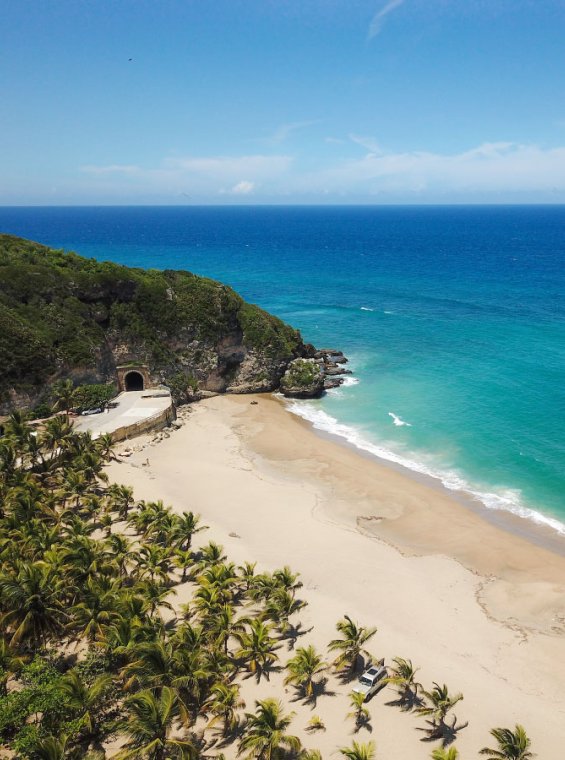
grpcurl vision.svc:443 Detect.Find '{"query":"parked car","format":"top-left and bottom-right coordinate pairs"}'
top-left (352, 660), bottom-right (387, 701)
top-left (81, 407), bottom-right (103, 416)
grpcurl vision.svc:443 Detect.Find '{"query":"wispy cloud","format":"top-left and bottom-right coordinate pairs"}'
top-left (349, 133), bottom-right (383, 153)
top-left (260, 120), bottom-right (318, 144)
top-left (165, 154), bottom-right (292, 179)
top-left (310, 141), bottom-right (565, 196)
top-left (81, 164), bottom-right (140, 175)
top-left (368, 0), bottom-right (404, 40)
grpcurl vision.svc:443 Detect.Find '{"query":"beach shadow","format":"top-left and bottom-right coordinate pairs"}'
top-left (385, 690), bottom-right (424, 711)
top-left (211, 718), bottom-right (247, 749)
top-left (282, 622), bottom-right (313, 650)
top-left (352, 715), bottom-right (373, 734)
top-left (418, 717), bottom-right (469, 747)
top-left (289, 677), bottom-right (336, 708)
top-left (242, 661), bottom-right (283, 684)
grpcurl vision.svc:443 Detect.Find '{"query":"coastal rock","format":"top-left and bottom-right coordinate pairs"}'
top-left (280, 358), bottom-right (325, 399)
top-left (324, 366), bottom-right (352, 376)
top-left (323, 377), bottom-right (343, 389)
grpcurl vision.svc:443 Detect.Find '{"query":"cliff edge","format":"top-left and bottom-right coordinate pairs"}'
top-left (0, 234), bottom-right (313, 413)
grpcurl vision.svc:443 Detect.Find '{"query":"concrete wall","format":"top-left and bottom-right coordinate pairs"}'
top-left (110, 400), bottom-right (176, 443)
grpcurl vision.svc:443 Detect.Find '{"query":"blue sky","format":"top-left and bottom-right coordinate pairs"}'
top-left (2, 0), bottom-right (565, 204)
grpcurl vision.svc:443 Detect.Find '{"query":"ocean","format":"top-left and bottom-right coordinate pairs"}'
top-left (1, 205), bottom-right (565, 534)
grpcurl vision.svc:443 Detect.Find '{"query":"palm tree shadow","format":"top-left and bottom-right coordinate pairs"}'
top-left (282, 622), bottom-right (313, 651)
top-left (353, 715), bottom-right (373, 734)
top-left (335, 653), bottom-right (370, 685)
top-left (214, 718), bottom-right (247, 748)
top-left (418, 716), bottom-right (469, 747)
top-left (289, 677), bottom-right (336, 707)
top-left (242, 661), bottom-right (283, 684)
top-left (385, 691), bottom-right (424, 711)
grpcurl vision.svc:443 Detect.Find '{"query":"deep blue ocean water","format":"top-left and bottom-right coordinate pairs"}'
top-left (1, 205), bottom-right (565, 532)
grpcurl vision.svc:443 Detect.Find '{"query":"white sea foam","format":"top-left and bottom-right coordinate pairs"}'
top-left (388, 412), bottom-right (411, 427)
top-left (283, 401), bottom-right (565, 536)
top-left (341, 376), bottom-right (360, 387)
top-left (360, 306), bottom-right (374, 312)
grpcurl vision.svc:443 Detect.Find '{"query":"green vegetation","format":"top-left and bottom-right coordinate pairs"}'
top-left (480, 725), bottom-right (533, 759)
top-left (73, 384), bottom-right (116, 414)
top-left (279, 359), bottom-right (321, 391)
top-left (0, 414), bottom-right (535, 758)
top-left (0, 234), bottom-right (304, 409)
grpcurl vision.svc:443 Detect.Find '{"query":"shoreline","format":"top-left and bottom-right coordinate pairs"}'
top-left (280, 394), bottom-right (565, 559)
top-left (107, 393), bottom-right (565, 758)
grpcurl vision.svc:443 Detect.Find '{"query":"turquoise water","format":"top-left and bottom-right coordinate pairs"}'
top-left (1, 205), bottom-right (565, 532)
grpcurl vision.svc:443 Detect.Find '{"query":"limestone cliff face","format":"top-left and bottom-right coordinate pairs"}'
top-left (0, 235), bottom-right (312, 413)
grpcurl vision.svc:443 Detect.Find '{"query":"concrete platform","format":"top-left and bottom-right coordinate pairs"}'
top-left (73, 390), bottom-right (174, 440)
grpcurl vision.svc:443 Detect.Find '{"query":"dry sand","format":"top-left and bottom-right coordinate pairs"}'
top-left (107, 394), bottom-right (565, 759)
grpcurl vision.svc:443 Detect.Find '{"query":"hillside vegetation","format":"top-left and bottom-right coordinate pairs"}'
top-left (0, 235), bottom-right (307, 412)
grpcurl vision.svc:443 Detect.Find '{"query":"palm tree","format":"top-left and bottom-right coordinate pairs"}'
top-left (173, 511), bottom-right (207, 550)
top-left (27, 733), bottom-right (70, 760)
top-left (273, 566), bottom-right (303, 598)
top-left (173, 548), bottom-right (194, 582)
top-left (52, 379), bottom-right (78, 418)
top-left (0, 637), bottom-right (26, 695)
top-left (385, 657), bottom-right (421, 707)
top-left (234, 619), bottom-right (280, 680)
top-left (347, 691), bottom-right (371, 731)
top-left (238, 561), bottom-right (256, 591)
top-left (60, 669), bottom-right (113, 736)
top-left (205, 603), bottom-right (247, 655)
top-left (117, 686), bottom-right (198, 759)
top-left (205, 681), bottom-right (245, 736)
top-left (239, 698), bottom-right (301, 759)
top-left (416, 682), bottom-right (464, 740)
top-left (0, 561), bottom-right (68, 647)
top-left (195, 541), bottom-right (226, 569)
top-left (106, 483), bottom-right (135, 520)
top-left (328, 615), bottom-right (377, 673)
top-left (339, 740), bottom-right (376, 760)
top-left (263, 588), bottom-right (306, 635)
top-left (432, 748), bottom-right (460, 760)
top-left (479, 725), bottom-right (534, 759)
top-left (284, 645), bottom-right (326, 698)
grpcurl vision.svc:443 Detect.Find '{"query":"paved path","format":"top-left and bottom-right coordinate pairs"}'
top-left (73, 390), bottom-right (172, 438)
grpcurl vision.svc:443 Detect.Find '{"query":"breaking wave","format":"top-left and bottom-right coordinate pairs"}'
top-left (283, 401), bottom-right (565, 536)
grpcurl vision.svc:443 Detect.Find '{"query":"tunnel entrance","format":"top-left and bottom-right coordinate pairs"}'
top-left (124, 371), bottom-right (144, 391)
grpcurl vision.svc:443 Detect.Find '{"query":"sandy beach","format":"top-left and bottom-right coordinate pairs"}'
top-left (107, 394), bottom-right (565, 759)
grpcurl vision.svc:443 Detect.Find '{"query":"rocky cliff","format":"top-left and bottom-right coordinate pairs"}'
top-left (0, 235), bottom-right (315, 413)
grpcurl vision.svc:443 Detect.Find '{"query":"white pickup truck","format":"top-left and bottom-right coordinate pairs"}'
top-left (352, 660), bottom-right (388, 701)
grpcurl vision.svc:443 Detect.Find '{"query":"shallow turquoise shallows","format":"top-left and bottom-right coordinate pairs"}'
top-left (2, 205), bottom-right (564, 532)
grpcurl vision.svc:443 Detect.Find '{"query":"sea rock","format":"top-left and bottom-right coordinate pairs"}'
top-left (323, 377), bottom-right (343, 389)
top-left (280, 358), bottom-right (325, 399)
top-left (324, 366), bottom-right (352, 376)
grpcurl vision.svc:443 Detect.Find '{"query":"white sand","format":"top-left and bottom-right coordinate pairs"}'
top-left (107, 395), bottom-right (565, 759)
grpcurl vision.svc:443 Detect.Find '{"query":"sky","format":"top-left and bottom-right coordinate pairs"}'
top-left (2, 0), bottom-right (565, 205)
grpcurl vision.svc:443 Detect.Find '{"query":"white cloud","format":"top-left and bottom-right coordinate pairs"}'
top-left (228, 180), bottom-right (255, 195)
top-left (368, 0), bottom-right (405, 40)
top-left (75, 142), bottom-right (565, 201)
top-left (310, 141), bottom-right (565, 196)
